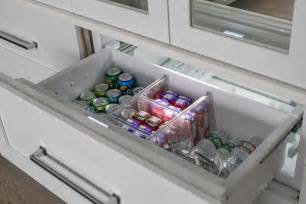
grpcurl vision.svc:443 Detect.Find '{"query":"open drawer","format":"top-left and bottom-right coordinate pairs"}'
top-left (0, 49), bottom-right (303, 204)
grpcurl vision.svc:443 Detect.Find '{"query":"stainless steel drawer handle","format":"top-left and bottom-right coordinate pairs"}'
top-left (30, 147), bottom-right (120, 204)
top-left (0, 30), bottom-right (37, 50)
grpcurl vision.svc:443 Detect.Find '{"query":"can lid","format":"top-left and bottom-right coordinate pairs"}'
top-left (107, 89), bottom-right (121, 97)
top-left (107, 67), bottom-right (122, 76)
top-left (119, 73), bottom-right (133, 81)
top-left (95, 83), bottom-right (109, 91)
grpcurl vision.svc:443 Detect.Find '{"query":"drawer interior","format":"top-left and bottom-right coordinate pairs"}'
top-left (37, 49), bottom-right (301, 202)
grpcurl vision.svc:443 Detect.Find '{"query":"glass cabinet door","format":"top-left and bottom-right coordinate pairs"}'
top-left (168, 0), bottom-right (306, 90)
top-left (71, 0), bottom-right (169, 42)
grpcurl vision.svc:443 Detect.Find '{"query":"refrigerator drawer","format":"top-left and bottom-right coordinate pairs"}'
top-left (0, 49), bottom-right (302, 204)
top-left (0, 0), bottom-right (80, 70)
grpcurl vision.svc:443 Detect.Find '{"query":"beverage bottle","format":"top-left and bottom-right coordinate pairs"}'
top-left (190, 139), bottom-right (220, 174)
top-left (219, 136), bottom-right (262, 177)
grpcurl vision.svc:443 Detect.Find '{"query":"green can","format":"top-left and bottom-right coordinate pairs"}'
top-left (105, 67), bottom-right (122, 89)
top-left (92, 97), bottom-right (109, 113)
top-left (105, 104), bottom-right (120, 114)
top-left (79, 91), bottom-right (96, 104)
top-left (94, 83), bottom-right (109, 97)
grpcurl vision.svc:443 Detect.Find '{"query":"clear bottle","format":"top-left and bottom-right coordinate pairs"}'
top-left (190, 139), bottom-right (220, 174)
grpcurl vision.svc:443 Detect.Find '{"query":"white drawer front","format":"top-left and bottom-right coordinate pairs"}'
top-left (71, 0), bottom-right (169, 43)
top-left (0, 78), bottom-right (211, 204)
top-left (0, 0), bottom-right (80, 70)
top-left (34, 0), bottom-right (72, 10)
top-left (0, 46), bottom-right (55, 83)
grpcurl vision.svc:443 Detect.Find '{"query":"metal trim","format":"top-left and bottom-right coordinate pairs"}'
top-left (30, 147), bottom-right (120, 204)
top-left (0, 30), bottom-right (37, 50)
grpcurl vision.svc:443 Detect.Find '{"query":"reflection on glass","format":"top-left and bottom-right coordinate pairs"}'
top-left (108, 0), bottom-right (148, 11)
top-left (191, 0), bottom-right (294, 52)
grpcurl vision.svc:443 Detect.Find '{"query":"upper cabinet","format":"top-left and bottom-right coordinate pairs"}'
top-left (168, 0), bottom-right (306, 89)
top-left (71, 0), bottom-right (170, 43)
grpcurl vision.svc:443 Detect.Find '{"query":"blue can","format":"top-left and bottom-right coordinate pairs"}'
top-left (117, 73), bottom-right (136, 95)
top-left (106, 89), bottom-right (121, 104)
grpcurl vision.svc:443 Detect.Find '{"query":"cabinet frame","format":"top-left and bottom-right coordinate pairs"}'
top-left (71, 0), bottom-right (170, 43)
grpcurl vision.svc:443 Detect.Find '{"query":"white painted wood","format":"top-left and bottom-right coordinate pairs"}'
top-left (0, 46), bottom-right (55, 83)
top-left (34, 0), bottom-right (72, 10)
top-left (70, 0), bottom-right (169, 43)
top-left (0, 0), bottom-right (80, 71)
top-left (168, 0), bottom-right (306, 89)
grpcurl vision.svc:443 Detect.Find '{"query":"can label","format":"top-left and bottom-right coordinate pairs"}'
top-left (94, 83), bottom-right (109, 97)
top-left (240, 141), bottom-right (256, 154)
top-left (107, 89), bottom-right (121, 104)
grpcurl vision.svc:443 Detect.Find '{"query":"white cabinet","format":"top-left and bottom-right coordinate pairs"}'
top-left (168, 0), bottom-right (306, 90)
top-left (0, 49), bottom-right (302, 204)
top-left (0, 47), bottom-right (55, 83)
top-left (71, 0), bottom-right (169, 43)
top-left (0, 0), bottom-right (80, 71)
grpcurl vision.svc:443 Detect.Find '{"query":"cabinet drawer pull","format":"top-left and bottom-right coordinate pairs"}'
top-left (0, 30), bottom-right (37, 50)
top-left (30, 147), bottom-right (120, 204)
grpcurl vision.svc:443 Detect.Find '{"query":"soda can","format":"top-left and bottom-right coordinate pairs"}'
top-left (120, 107), bottom-right (137, 119)
top-left (106, 89), bottom-right (121, 104)
top-left (79, 91), bottom-right (96, 104)
top-left (105, 104), bottom-right (120, 114)
top-left (118, 73), bottom-right (136, 95)
top-left (138, 124), bottom-right (153, 135)
top-left (174, 96), bottom-right (192, 109)
top-left (105, 67), bottom-right (122, 88)
top-left (132, 87), bottom-right (144, 96)
top-left (119, 95), bottom-right (133, 104)
top-left (94, 83), bottom-right (109, 97)
top-left (146, 116), bottom-right (162, 130)
top-left (152, 132), bottom-right (168, 146)
top-left (126, 118), bottom-right (142, 129)
top-left (92, 97), bottom-right (109, 113)
top-left (162, 91), bottom-right (179, 103)
top-left (133, 111), bottom-right (151, 122)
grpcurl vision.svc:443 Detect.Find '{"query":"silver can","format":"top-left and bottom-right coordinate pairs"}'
top-left (119, 95), bottom-right (133, 104)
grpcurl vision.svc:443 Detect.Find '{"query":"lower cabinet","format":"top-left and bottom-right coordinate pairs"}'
top-left (0, 49), bottom-right (303, 204)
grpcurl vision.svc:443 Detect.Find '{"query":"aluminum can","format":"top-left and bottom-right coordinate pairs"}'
top-left (105, 104), bottom-right (120, 114)
top-left (94, 83), bottom-right (109, 97)
top-left (105, 67), bottom-right (122, 88)
top-left (119, 95), bottom-right (133, 104)
top-left (118, 73), bottom-right (136, 95)
top-left (106, 89), bottom-right (121, 104)
top-left (79, 91), bottom-right (96, 104)
top-left (92, 97), bottom-right (109, 113)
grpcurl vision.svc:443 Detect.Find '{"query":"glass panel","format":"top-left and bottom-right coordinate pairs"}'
top-left (107, 0), bottom-right (148, 11)
top-left (191, 0), bottom-right (294, 52)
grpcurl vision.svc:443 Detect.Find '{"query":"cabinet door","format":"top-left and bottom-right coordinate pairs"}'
top-left (168, 0), bottom-right (306, 90)
top-left (0, 0), bottom-right (80, 71)
top-left (71, 0), bottom-right (169, 43)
